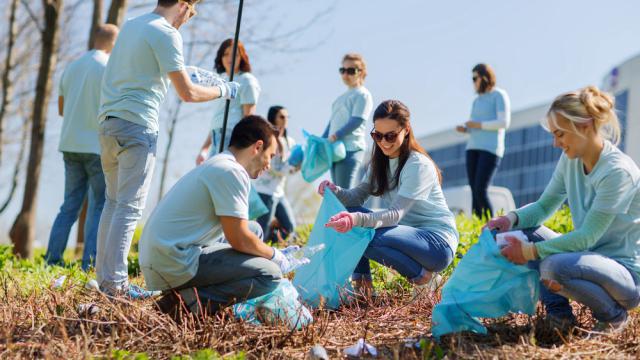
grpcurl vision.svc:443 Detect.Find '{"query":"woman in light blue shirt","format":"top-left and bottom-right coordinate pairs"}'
top-left (319, 100), bottom-right (458, 296)
top-left (456, 63), bottom-right (511, 218)
top-left (196, 39), bottom-right (261, 164)
top-left (487, 86), bottom-right (640, 333)
top-left (322, 53), bottom-right (373, 189)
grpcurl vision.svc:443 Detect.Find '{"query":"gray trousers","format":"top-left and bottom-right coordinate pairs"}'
top-left (176, 221), bottom-right (282, 313)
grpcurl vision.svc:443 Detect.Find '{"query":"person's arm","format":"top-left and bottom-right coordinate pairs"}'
top-left (513, 157), bottom-right (568, 229)
top-left (352, 195), bottom-right (416, 228)
top-left (196, 133), bottom-right (212, 165)
top-left (242, 104), bottom-right (256, 116)
top-left (169, 70), bottom-right (222, 103)
top-left (334, 116), bottom-right (365, 139)
top-left (322, 124), bottom-right (330, 138)
top-left (220, 216), bottom-right (275, 258)
top-left (333, 181), bottom-right (371, 207)
top-left (58, 96), bottom-right (64, 116)
top-left (480, 91), bottom-right (511, 130)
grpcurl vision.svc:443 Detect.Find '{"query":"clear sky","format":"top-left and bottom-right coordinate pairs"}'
top-left (2, 0), bottom-right (640, 246)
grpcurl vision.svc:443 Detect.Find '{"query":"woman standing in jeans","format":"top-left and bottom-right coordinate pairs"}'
top-left (322, 53), bottom-right (373, 189)
top-left (196, 39), bottom-right (260, 163)
top-left (254, 106), bottom-right (297, 241)
top-left (456, 63), bottom-right (511, 218)
top-left (318, 100), bottom-right (458, 294)
top-left (488, 86), bottom-right (640, 333)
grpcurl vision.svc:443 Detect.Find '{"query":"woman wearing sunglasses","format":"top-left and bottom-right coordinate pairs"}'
top-left (253, 105), bottom-right (298, 242)
top-left (196, 39), bottom-right (260, 163)
top-left (456, 63), bottom-right (511, 218)
top-left (322, 53), bottom-right (373, 189)
top-left (488, 86), bottom-right (640, 333)
top-left (318, 100), bottom-right (458, 294)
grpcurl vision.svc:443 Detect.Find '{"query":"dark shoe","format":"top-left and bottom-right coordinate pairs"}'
top-left (544, 313), bottom-right (577, 332)
top-left (155, 291), bottom-right (185, 322)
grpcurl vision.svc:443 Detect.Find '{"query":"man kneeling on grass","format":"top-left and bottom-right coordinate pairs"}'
top-left (139, 116), bottom-right (300, 318)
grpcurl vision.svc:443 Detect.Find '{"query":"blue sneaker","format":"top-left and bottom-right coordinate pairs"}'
top-left (126, 284), bottom-right (161, 300)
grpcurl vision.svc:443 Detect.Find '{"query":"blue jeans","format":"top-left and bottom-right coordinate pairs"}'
top-left (45, 152), bottom-right (106, 271)
top-left (256, 193), bottom-right (297, 242)
top-left (466, 149), bottom-right (501, 218)
top-left (209, 128), bottom-right (232, 157)
top-left (96, 118), bottom-right (158, 291)
top-left (350, 207), bottom-right (454, 283)
top-left (331, 149), bottom-right (364, 189)
top-left (525, 226), bottom-right (640, 322)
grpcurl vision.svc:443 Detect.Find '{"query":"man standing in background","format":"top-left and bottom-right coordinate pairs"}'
top-left (96, 0), bottom-right (239, 299)
top-left (45, 24), bottom-right (119, 271)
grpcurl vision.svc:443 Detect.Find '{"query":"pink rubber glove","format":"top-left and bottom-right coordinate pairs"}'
top-left (325, 211), bottom-right (354, 233)
top-left (318, 180), bottom-right (337, 196)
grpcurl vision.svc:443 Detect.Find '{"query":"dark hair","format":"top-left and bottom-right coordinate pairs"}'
top-left (157, 0), bottom-right (198, 6)
top-left (214, 39), bottom-right (252, 74)
top-left (229, 115), bottom-right (279, 151)
top-left (472, 63), bottom-right (496, 94)
top-left (267, 105), bottom-right (288, 139)
top-left (368, 100), bottom-right (442, 197)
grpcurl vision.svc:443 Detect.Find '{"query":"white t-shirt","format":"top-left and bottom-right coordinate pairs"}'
top-left (253, 135), bottom-right (295, 198)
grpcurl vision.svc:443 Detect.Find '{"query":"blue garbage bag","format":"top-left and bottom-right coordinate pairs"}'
top-left (293, 190), bottom-right (375, 309)
top-left (431, 229), bottom-right (540, 339)
top-left (301, 131), bottom-right (333, 182)
top-left (232, 279), bottom-right (313, 330)
top-left (248, 186), bottom-right (269, 220)
top-left (288, 144), bottom-right (304, 167)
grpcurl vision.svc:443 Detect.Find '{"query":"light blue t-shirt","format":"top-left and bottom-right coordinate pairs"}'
top-left (98, 13), bottom-right (184, 132)
top-left (379, 151), bottom-right (459, 251)
top-left (210, 72), bottom-right (260, 131)
top-left (138, 151), bottom-right (250, 290)
top-left (327, 86), bottom-right (373, 152)
top-left (58, 50), bottom-right (109, 154)
top-left (466, 87), bottom-right (510, 157)
top-left (522, 141), bottom-right (640, 274)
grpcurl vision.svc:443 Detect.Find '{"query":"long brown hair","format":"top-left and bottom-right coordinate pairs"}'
top-left (214, 39), bottom-right (252, 74)
top-left (369, 100), bottom-right (442, 196)
top-left (472, 63), bottom-right (496, 94)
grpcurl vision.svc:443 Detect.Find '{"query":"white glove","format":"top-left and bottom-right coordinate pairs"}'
top-left (218, 81), bottom-right (240, 100)
top-left (271, 247), bottom-right (310, 274)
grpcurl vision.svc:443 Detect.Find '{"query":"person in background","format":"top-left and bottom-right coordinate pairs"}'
top-left (96, 0), bottom-right (238, 299)
top-left (319, 100), bottom-right (458, 295)
top-left (322, 53), bottom-right (373, 189)
top-left (456, 63), bottom-right (511, 218)
top-left (45, 24), bottom-right (119, 271)
top-left (254, 106), bottom-right (298, 242)
top-left (196, 39), bottom-right (260, 163)
top-left (488, 86), bottom-right (640, 333)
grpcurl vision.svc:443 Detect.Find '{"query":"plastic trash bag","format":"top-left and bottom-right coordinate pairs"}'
top-left (248, 186), bottom-right (269, 220)
top-left (288, 144), bottom-right (304, 167)
top-left (431, 229), bottom-right (540, 339)
top-left (331, 140), bottom-right (346, 162)
top-left (293, 190), bottom-right (375, 309)
top-left (301, 131), bottom-right (333, 183)
top-left (232, 279), bottom-right (313, 330)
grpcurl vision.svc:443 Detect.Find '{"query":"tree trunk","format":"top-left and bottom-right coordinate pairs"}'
top-left (0, 0), bottom-right (20, 168)
top-left (10, 0), bottom-right (64, 258)
top-left (106, 0), bottom-right (128, 27)
top-left (87, 0), bottom-right (103, 49)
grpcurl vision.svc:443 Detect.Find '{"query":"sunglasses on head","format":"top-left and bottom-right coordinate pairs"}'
top-left (370, 129), bottom-right (404, 143)
top-left (179, 0), bottom-right (197, 18)
top-left (339, 67), bottom-right (360, 75)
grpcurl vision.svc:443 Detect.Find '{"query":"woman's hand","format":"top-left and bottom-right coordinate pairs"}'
top-left (318, 180), bottom-right (337, 196)
top-left (325, 211), bottom-right (354, 233)
top-left (328, 134), bottom-right (338, 143)
top-left (455, 125), bottom-right (467, 133)
top-left (500, 237), bottom-right (527, 264)
top-left (464, 120), bottom-right (482, 129)
top-left (484, 215), bottom-right (513, 232)
top-left (196, 149), bottom-right (209, 165)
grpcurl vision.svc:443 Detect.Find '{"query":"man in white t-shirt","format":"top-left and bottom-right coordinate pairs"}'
top-left (45, 24), bottom-right (119, 271)
top-left (139, 116), bottom-right (304, 317)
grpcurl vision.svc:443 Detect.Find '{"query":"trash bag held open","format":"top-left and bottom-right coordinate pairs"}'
top-left (293, 190), bottom-right (374, 309)
top-left (300, 130), bottom-right (347, 183)
top-left (431, 229), bottom-right (540, 339)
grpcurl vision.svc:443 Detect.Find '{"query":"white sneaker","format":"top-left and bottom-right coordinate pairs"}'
top-left (412, 273), bottom-right (444, 298)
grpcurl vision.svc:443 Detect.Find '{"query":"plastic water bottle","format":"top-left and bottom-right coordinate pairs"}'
top-left (185, 66), bottom-right (223, 87)
top-left (292, 243), bottom-right (325, 259)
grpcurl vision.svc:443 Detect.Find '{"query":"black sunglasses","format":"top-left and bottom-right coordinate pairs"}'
top-left (370, 129), bottom-right (403, 143)
top-left (339, 67), bottom-right (360, 75)
top-left (472, 76), bottom-right (479, 82)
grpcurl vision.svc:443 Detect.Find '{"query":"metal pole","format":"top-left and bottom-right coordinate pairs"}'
top-left (219, 0), bottom-right (244, 153)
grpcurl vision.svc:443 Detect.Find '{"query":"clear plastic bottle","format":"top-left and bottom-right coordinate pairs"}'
top-left (185, 65), bottom-right (223, 87)
top-left (291, 243), bottom-right (325, 259)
